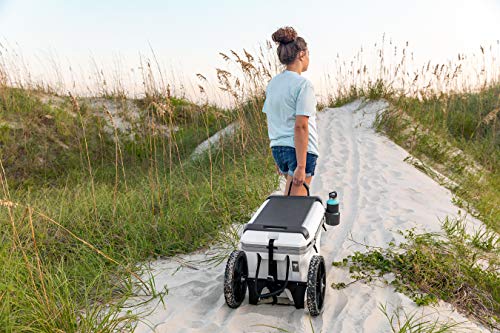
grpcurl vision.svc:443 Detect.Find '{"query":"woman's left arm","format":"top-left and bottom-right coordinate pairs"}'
top-left (294, 80), bottom-right (315, 186)
top-left (293, 115), bottom-right (309, 186)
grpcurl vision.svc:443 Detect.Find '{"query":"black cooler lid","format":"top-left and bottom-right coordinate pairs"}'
top-left (243, 195), bottom-right (322, 239)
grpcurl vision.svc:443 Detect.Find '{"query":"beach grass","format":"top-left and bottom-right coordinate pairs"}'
top-left (0, 46), bottom-right (279, 331)
top-left (333, 217), bottom-right (499, 329)
top-left (327, 39), bottom-right (499, 329)
top-left (1, 36), bottom-right (499, 331)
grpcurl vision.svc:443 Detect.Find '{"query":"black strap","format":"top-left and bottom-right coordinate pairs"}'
top-left (255, 253), bottom-right (262, 297)
top-left (253, 252), bottom-right (292, 301)
top-left (258, 256), bottom-right (291, 300)
top-left (287, 181), bottom-right (310, 196)
top-left (268, 239), bottom-right (278, 303)
top-left (268, 239), bottom-right (277, 282)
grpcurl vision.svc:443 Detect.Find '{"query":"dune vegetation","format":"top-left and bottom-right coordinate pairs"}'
top-left (0, 46), bottom-right (280, 331)
top-left (0, 37), bottom-right (498, 332)
top-left (327, 39), bottom-right (499, 329)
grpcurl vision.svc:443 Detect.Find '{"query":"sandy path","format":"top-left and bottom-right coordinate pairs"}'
top-left (132, 100), bottom-right (488, 333)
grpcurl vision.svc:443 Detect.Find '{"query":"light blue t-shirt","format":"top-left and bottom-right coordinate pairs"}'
top-left (262, 70), bottom-right (319, 156)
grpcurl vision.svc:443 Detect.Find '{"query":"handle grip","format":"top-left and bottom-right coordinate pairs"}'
top-left (287, 181), bottom-right (310, 196)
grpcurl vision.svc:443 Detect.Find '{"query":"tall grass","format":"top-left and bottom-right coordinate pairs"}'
top-left (1, 34), bottom-right (499, 331)
top-left (326, 36), bottom-right (500, 103)
top-left (326, 37), bottom-right (499, 231)
top-left (375, 88), bottom-right (499, 231)
top-left (0, 42), bottom-right (280, 331)
top-left (326, 37), bottom-right (499, 329)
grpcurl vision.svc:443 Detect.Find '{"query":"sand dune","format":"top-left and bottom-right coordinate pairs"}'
top-left (131, 100), bottom-right (488, 333)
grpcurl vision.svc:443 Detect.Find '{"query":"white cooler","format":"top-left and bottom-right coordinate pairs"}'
top-left (224, 185), bottom-right (339, 316)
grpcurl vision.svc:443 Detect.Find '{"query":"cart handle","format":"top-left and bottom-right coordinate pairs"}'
top-left (286, 181), bottom-right (310, 196)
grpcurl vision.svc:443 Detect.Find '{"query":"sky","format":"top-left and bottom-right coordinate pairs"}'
top-left (0, 0), bottom-right (499, 101)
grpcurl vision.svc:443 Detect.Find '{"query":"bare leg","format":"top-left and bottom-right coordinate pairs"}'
top-left (284, 175), bottom-right (313, 196)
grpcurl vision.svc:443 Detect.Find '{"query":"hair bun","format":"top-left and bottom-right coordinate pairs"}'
top-left (272, 27), bottom-right (298, 45)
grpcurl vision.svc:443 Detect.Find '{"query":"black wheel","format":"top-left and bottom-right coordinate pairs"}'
top-left (306, 255), bottom-right (326, 316)
top-left (224, 250), bottom-right (248, 308)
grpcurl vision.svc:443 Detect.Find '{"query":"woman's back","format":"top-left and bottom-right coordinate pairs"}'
top-left (263, 70), bottom-right (319, 157)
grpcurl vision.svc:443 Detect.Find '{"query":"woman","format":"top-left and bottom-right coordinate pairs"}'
top-left (263, 26), bottom-right (319, 196)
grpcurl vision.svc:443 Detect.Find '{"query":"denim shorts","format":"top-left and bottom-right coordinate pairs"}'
top-left (271, 146), bottom-right (318, 177)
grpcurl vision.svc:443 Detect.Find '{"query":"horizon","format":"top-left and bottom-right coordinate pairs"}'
top-left (1, 0), bottom-right (499, 104)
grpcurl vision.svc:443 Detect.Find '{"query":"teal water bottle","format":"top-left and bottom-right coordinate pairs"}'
top-left (325, 191), bottom-right (340, 226)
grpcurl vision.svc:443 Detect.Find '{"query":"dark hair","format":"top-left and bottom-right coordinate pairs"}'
top-left (271, 26), bottom-right (307, 65)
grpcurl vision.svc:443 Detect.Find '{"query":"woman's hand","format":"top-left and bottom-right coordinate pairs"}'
top-left (293, 165), bottom-right (306, 186)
